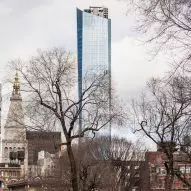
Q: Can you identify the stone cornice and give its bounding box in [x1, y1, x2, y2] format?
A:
[2, 140, 27, 144]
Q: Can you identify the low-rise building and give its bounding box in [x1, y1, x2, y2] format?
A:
[0, 163, 22, 191]
[141, 151, 191, 190]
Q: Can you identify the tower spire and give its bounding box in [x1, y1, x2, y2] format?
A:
[2, 72, 26, 164]
[5, 71, 24, 128]
[11, 71, 21, 101]
[13, 71, 20, 95]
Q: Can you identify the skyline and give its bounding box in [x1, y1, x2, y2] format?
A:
[0, 0, 169, 98]
[0, 0, 170, 143]
[0, 1, 190, 190]
[77, 7, 111, 138]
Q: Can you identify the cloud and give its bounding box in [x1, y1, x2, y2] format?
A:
[0, 3, 12, 15]
[0, 0, 137, 79]
[0, 0, 170, 145]
[112, 36, 169, 101]
[0, 0, 170, 109]
[0, 0, 170, 100]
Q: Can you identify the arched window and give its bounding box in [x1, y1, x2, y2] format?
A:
[9, 147, 12, 159]
[13, 171, 16, 176]
[13, 147, 16, 152]
[4, 147, 8, 159]
[4, 171, 8, 177]
[18, 147, 20, 151]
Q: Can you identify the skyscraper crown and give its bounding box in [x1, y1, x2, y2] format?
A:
[13, 72, 20, 95]
[84, 6, 108, 18]
[11, 72, 21, 101]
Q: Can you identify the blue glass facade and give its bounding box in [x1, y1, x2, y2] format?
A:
[77, 8, 111, 81]
[77, 7, 111, 136]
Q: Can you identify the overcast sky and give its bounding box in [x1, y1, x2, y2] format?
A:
[0, 0, 170, 145]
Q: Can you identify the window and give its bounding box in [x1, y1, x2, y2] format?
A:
[134, 166, 139, 170]
[5, 171, 8, 177]
[180, 166, 186, 174]
[4, 147, 8, 159]
[186, 166, 190, 174]
[104, 70, 108, 75]
[13, 171, 16, 176]
[160, 167, 166, 175]
[151, 167, 156, 173]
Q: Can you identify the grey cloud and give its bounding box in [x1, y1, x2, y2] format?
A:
[0, 0, 170, 143]
[1, 0, 53, 16]
[0, 0, 169, 100]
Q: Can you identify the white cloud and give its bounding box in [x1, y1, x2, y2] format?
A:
[112, 36, 169, 101]
[0, 3, 12, 15]
[0, 0, 170, 145]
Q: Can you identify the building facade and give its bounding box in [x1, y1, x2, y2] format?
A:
[1, 73, 27, 168]
[141, 151, 191, 190]
[0, 73, 61, 190]
[0, 163, 22, 191]
[26, 131, 60, 166]
[77, 6, 111, 137]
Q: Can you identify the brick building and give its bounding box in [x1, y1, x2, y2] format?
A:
[141, 151, 191, 190]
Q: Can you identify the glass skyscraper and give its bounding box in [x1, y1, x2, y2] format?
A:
[77, 7, 111, 137]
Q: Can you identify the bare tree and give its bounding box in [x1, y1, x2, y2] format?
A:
[132, 76, 191, 190]
[125, 0, 191, 73]
[57, 136, 145, 191]
[9, 48, 124, 191]
[79, 136, 145, 191]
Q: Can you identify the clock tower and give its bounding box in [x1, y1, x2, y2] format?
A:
[2, 73, 27, 166]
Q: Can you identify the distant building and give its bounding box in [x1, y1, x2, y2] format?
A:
[0, 73, 61, 190]
[77, 6, 111, 137]
[7, 151, 65, 191]
[111, 159, 144, 191]
[26, 131, 60, 166]
[7, 177, 66, 191]
[28, 150, 59, 178]
[0, 163, 21, 191]
[181, 135, 191, 153]
[141, 151, 191, 190]
[1, 73, 27, 168]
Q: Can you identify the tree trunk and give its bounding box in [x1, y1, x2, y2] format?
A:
[165, 155, 174, 191]
[67, 143, 79, 191]
[165, 174, 173, 191]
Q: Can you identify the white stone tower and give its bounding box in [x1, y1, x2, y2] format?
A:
[2, 73, 27, 165]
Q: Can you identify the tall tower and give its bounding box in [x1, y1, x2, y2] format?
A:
[77, 7, 111, 137]
[2, 73, 27, 163]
